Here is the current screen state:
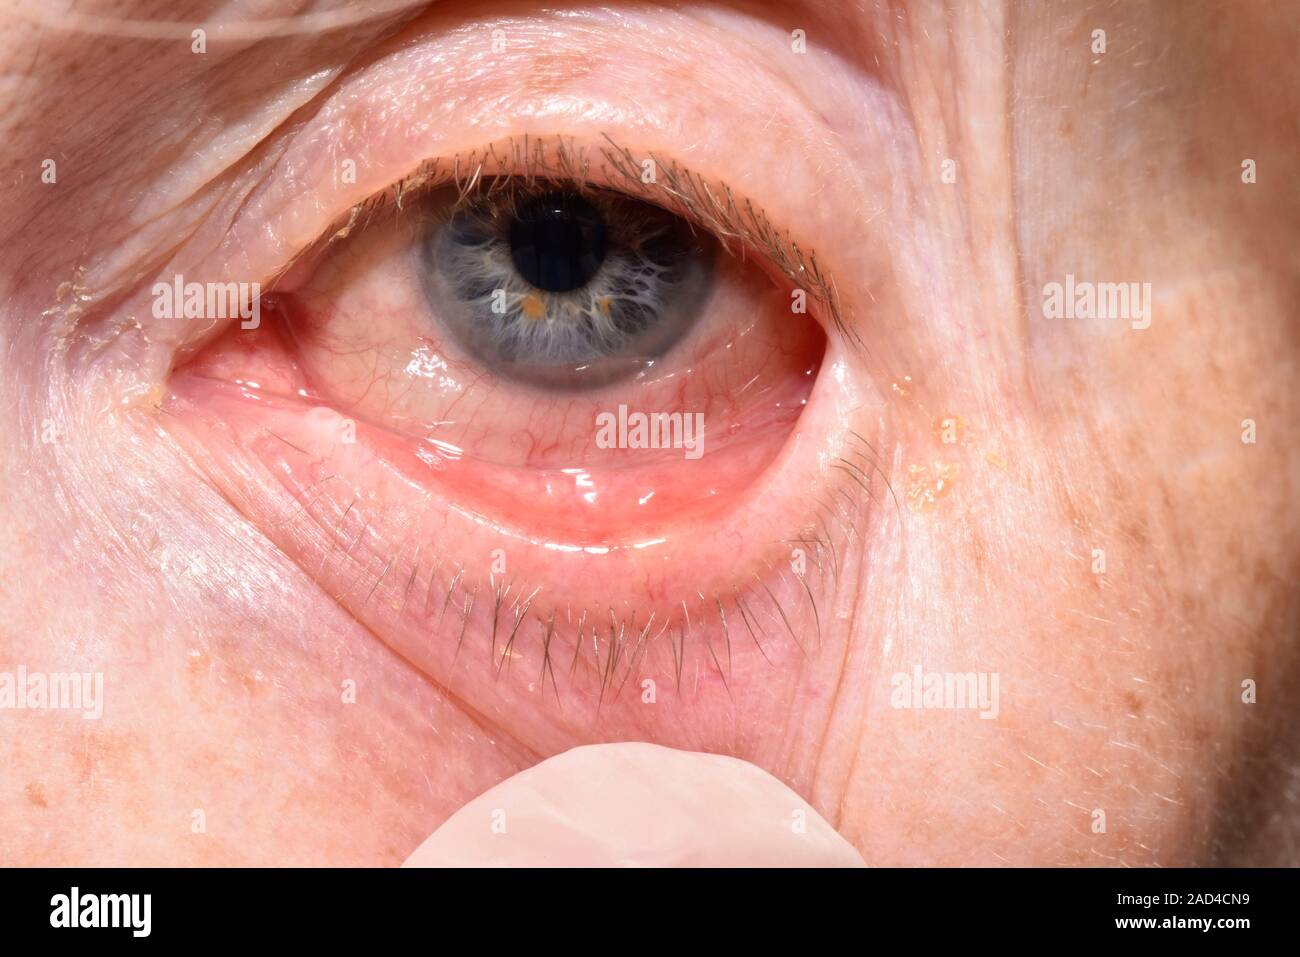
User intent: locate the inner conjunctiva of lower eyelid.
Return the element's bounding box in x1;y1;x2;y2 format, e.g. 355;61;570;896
164;348;880;730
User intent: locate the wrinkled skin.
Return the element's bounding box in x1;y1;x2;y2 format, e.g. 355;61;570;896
1;0;1297;866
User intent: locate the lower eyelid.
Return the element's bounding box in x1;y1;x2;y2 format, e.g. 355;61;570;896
161;323;873;743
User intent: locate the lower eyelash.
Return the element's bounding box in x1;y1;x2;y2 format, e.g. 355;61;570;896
233;371;883;712
299;437;885;705
418;559;832;703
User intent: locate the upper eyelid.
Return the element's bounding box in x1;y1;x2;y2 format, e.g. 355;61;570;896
281;132;858;351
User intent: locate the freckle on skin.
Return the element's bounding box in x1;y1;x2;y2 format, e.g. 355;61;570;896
25;782;48;808
1124;519;1150;546
184;649;208;694
521;50;599;98
240;669;266;696
968;525;988;575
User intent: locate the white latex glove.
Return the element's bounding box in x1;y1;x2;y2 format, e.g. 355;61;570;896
403;742;866;867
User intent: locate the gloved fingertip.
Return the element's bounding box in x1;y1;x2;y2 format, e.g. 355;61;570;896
402;742;866;867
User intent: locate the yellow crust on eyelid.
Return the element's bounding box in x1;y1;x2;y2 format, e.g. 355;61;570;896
906;461;957;512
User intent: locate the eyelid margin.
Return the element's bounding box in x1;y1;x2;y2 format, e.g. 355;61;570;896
273;133;859;356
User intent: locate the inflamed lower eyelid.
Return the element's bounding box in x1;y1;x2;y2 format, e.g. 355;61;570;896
163;355;882;738
163;341;884;738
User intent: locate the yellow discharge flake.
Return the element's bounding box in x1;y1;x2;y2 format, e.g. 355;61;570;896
521;293;546;320
907;461;958;512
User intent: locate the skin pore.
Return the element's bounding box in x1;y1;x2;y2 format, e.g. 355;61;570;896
1;0;1297;865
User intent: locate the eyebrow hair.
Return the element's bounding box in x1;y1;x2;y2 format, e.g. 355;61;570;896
305;133;857;349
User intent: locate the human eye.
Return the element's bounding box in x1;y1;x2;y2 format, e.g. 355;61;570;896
164;140;859;720
265;140;820;460
144;8;880;741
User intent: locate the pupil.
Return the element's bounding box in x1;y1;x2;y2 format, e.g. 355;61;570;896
509;191;608;293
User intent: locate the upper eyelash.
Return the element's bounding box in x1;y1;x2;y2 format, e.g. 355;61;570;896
280;132;858;350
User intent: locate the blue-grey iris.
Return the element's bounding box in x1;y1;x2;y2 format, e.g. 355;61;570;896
420;183;714;391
